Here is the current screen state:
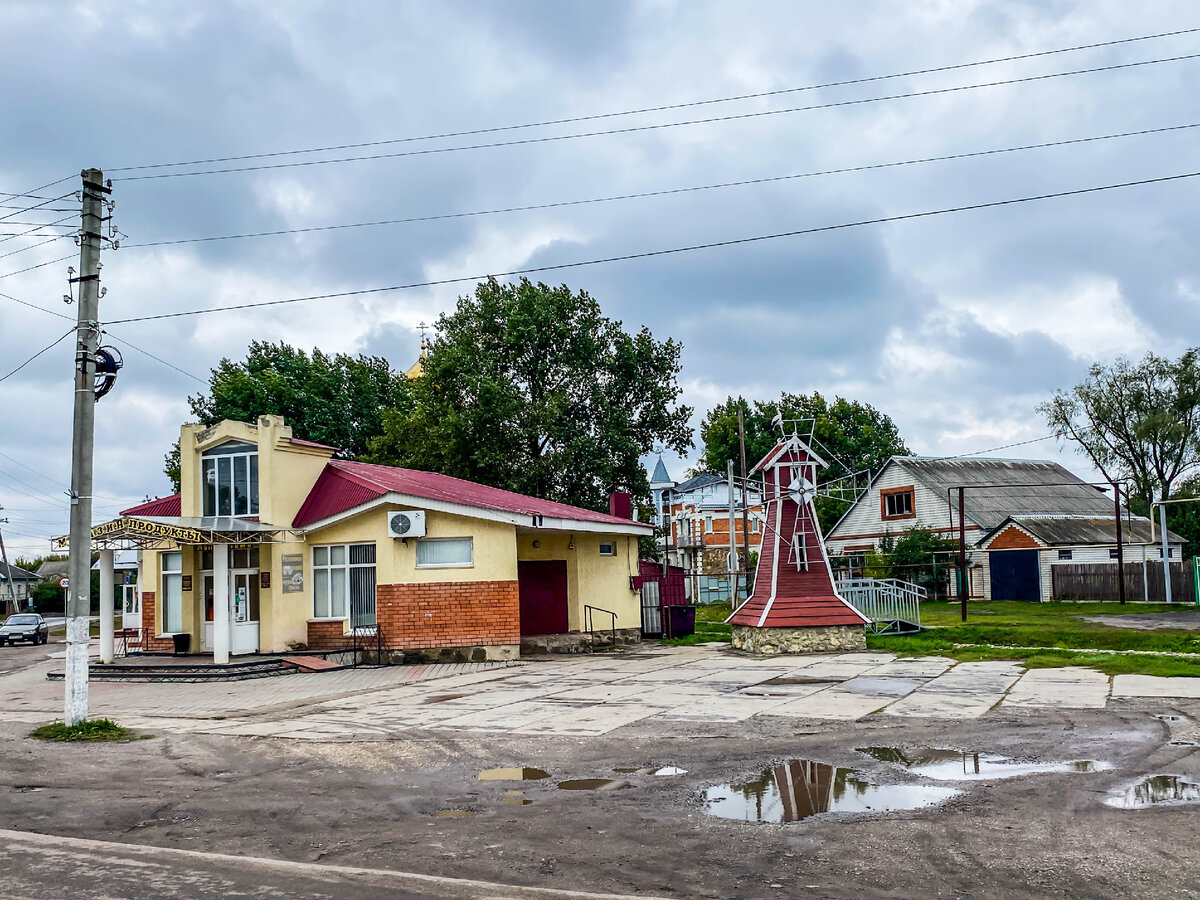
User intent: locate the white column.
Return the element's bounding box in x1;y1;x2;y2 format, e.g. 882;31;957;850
212;543;230;665
99;549;114;664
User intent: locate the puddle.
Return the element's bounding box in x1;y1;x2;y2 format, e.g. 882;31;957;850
12;785;44;793
841;677;924;697
557;779;631;791
434;809;476;818
613;767;641;774
478;767;551;781
703;759;959;823
500;790;533;806
652;766;687;776
1155;714;1186;723
1104;774;1200;809
425;694;468;703
857;747;1110;781
764;676;839;686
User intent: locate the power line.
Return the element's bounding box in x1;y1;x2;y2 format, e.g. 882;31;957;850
122;121;1200;249
0;327;74;383
0;254;77;281
0;214;77;247
107;167;1200;325
0;449;69;491
104;332;208;384
0;236;71;263
0;291;71;319
939;434;1059;458
0;174;76;204
114;52;1200;182
0;192;76;225
108;25;1200;173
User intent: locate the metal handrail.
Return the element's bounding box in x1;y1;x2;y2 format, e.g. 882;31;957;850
836;577;925;633
583;604;618;651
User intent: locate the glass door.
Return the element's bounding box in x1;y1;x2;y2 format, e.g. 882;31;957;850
230;569;259;655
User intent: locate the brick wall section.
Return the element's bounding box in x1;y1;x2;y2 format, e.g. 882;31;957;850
990;526;1040;550
378;580;519;649
139;591;175;653
307;619;350;651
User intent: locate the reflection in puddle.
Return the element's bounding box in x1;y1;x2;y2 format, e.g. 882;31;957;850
500;790;533;806
478;767;551;781
1155;714;1186;723
613;767;641;773
434;809;476;818
1105;774;1200;809
558;779;631;791
857;747;1110;781
703;759;959;823
653;766;687;777
424;694;468;703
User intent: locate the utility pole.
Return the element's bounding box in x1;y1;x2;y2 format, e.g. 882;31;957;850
0;513;17;615
958;487;967;623
737;407;750;600
727;460;738;603
1160;499;1172;604
64;168;109;725
1113;482;1126;605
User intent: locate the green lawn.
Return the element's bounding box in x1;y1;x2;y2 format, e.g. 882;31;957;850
870;600;1200;677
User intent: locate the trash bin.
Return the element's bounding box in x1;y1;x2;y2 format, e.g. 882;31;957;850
171;632;191;655
666;604;696;639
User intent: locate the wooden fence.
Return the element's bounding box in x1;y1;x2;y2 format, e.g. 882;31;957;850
1051;561;1195;604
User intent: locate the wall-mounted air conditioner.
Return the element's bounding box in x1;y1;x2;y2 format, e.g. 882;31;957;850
388;510;427;538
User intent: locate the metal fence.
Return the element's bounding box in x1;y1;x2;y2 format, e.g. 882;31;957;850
836;578;925;633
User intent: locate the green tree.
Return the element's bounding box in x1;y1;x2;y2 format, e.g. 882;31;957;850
164;342;412;491
368;278;692;511
699;392;910;529
1039;349;1200;505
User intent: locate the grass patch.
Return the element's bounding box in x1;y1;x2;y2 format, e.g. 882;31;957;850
29;718;138;742
871;601;1200;677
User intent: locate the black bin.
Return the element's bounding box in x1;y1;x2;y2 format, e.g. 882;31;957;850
666;604;696;639
171;633;191;655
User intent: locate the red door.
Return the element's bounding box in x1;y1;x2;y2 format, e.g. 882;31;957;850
518;560;568;635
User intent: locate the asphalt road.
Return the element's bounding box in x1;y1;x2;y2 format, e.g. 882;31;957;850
0;828;667;900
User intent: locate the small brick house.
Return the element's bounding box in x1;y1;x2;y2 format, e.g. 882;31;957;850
92;416;651;662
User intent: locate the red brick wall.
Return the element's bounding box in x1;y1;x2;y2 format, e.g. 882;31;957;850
989;526;1040;550
307;619;349;651
377;580;519;649
139;591;175;652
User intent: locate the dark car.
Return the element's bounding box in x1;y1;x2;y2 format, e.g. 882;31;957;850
0;613;48;646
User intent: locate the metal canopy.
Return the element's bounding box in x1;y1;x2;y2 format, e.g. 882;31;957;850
57;515;305;550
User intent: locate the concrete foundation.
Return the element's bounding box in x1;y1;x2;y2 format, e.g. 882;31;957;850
520;629;642;656
731;623;866;655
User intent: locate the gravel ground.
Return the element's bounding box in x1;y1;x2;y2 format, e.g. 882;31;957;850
3;696;1199;899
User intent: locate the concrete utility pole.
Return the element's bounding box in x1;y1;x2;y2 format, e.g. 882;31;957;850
737;408;750;592
727;460;738;604
64;168;109;725
1113;482;1126;605
0;514;17;615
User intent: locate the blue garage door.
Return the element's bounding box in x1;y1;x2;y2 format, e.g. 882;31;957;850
990;550;1040;601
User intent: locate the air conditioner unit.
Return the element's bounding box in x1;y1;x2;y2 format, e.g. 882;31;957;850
388;510;427;539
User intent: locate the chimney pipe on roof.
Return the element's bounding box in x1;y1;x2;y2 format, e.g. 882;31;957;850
609;491;632;520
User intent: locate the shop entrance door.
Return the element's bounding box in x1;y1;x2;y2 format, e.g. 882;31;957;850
200;567;260;655
121;584;140;631
518;560;568;635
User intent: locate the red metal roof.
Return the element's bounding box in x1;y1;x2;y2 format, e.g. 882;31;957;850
121;494;182;517
293;460;646;530
289;437;338;451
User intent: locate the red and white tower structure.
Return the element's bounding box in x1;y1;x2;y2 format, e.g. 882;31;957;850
727;428;868;653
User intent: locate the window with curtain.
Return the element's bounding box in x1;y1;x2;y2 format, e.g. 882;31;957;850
312;543;376;626
162;551;183;633
416;537;473;567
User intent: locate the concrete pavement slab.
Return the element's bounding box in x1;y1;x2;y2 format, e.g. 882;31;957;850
766;687;891;720
1112;674;1200;699
881;690;1002;718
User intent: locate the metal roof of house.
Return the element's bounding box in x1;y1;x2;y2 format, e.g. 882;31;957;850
121;494;182;517
671;473;724;494
896;457;1115;530
294;460;650;532
0;561;38;582
35;559;70;579
984;515;1187;548
649;456;672;486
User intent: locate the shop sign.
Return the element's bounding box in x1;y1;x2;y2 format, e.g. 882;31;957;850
281;553;303;594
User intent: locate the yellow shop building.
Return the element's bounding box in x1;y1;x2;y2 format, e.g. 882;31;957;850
90;416;651;663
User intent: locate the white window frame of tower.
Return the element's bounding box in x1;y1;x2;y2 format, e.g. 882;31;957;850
201;441;259;517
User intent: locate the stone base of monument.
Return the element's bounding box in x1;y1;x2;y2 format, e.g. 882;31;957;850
731;624;866;655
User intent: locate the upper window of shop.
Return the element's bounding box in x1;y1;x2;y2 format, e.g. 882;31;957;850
416;537;474;568
202;441;258;517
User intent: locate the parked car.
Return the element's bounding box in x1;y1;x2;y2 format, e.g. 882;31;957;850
0;613;48;646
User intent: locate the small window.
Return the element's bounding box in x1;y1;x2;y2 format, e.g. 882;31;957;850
416;537;474;568
752;518;759;534
599;541;616;557
705;516;713;533
1109;548;1120;560
881;487;914;519
1058;549;1073;560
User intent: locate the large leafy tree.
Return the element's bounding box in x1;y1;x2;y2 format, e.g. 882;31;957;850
698;392;910;529
1039;349;1200;504
164;342;411;490
368;277;693;511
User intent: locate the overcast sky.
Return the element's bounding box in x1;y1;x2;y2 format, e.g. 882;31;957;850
2;0;1199;557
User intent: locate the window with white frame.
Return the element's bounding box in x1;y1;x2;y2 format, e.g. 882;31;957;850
599;541;617;557
752;517;760;534
161;552;183;633
202;441;259;517
312;543;376;626
416;537;473;568
705;515;713;533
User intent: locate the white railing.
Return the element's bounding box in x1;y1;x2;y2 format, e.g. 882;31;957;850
836;578;924;631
